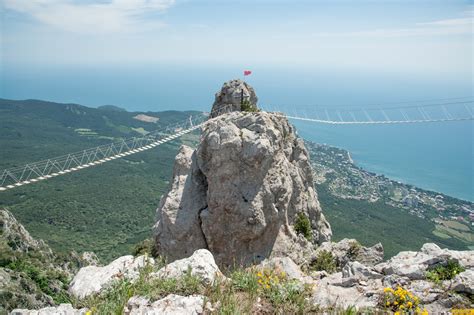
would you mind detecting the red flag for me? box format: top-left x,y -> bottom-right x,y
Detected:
244,70 -> 252,76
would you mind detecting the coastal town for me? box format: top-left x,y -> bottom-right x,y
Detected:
306,141 -> 474,246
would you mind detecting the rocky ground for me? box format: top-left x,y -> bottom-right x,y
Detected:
7,236 -> 474,314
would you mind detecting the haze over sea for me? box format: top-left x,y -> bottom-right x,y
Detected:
1,64 -> 473,201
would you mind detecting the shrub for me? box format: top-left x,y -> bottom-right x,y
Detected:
132,239 -> 154,257
310,250 -> 337,274
240,100 -> 259,112
347,241 -> 361,260
381,286 -> 423,313
294,212 -> 312,240
426,259 -> 465,284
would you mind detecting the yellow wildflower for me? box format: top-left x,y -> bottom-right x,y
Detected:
407,301 -> 413,308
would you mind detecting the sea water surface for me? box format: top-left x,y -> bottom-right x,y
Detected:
1,64 -> 473,201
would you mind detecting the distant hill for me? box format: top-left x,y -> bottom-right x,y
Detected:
0,98 -> 200,261
97,104 -> 127,112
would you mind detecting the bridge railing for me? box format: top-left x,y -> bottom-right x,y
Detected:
261,100 -> 474,124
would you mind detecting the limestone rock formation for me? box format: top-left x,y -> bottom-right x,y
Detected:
154,109 -> 332,267
0,209 -> 52,255
210,79 -> 258,117
69,255 -> 154,299
151,249 -> 222,285
0,209 -> 93,313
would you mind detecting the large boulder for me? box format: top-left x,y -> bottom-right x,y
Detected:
210,79 -> 258,117
151,249 -> 221,285
154,110 -> 332,267
420,243 -> 474,268
257,257 -> 313,284
69,255 -> 153,299
311,272 -> 380,309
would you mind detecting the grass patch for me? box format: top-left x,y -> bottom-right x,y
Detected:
432,230 -> 452,239
76,264 -> 316,314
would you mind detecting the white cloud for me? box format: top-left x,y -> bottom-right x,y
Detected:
312,14 -> 472,38
2,0 -> 175,33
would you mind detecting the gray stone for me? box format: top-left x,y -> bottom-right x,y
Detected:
420,243 -> 474,268
342,261 -> 383,280
124,294 -> 205,315
452,270 -> 474,294
151,249 -> 221,285
69,255 -> 154,299
210,79 -> 258,117
11,304 -> 88,315
376,243 -> 474,280
356,243 -> 384,266
154,110 -> 332,268
382,274 -> 410,288
311,272 -> 380,309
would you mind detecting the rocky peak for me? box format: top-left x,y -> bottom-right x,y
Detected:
0,209 -> 52,256
154,96 -> 332,268
210,79 -> 258,117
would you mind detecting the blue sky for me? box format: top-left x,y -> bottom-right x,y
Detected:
1,0 -> 472,77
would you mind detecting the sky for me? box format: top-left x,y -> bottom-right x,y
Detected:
1,0 -> 472,78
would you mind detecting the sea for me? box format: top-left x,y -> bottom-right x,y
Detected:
1,64 -> 473,201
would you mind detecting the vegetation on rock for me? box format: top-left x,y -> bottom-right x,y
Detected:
294,212 -> 312,240
426,259 -> 465,284
309,250 -> 337,274
240,100 -> 259,112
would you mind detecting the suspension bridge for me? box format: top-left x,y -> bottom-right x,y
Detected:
1,99 -> 473,192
